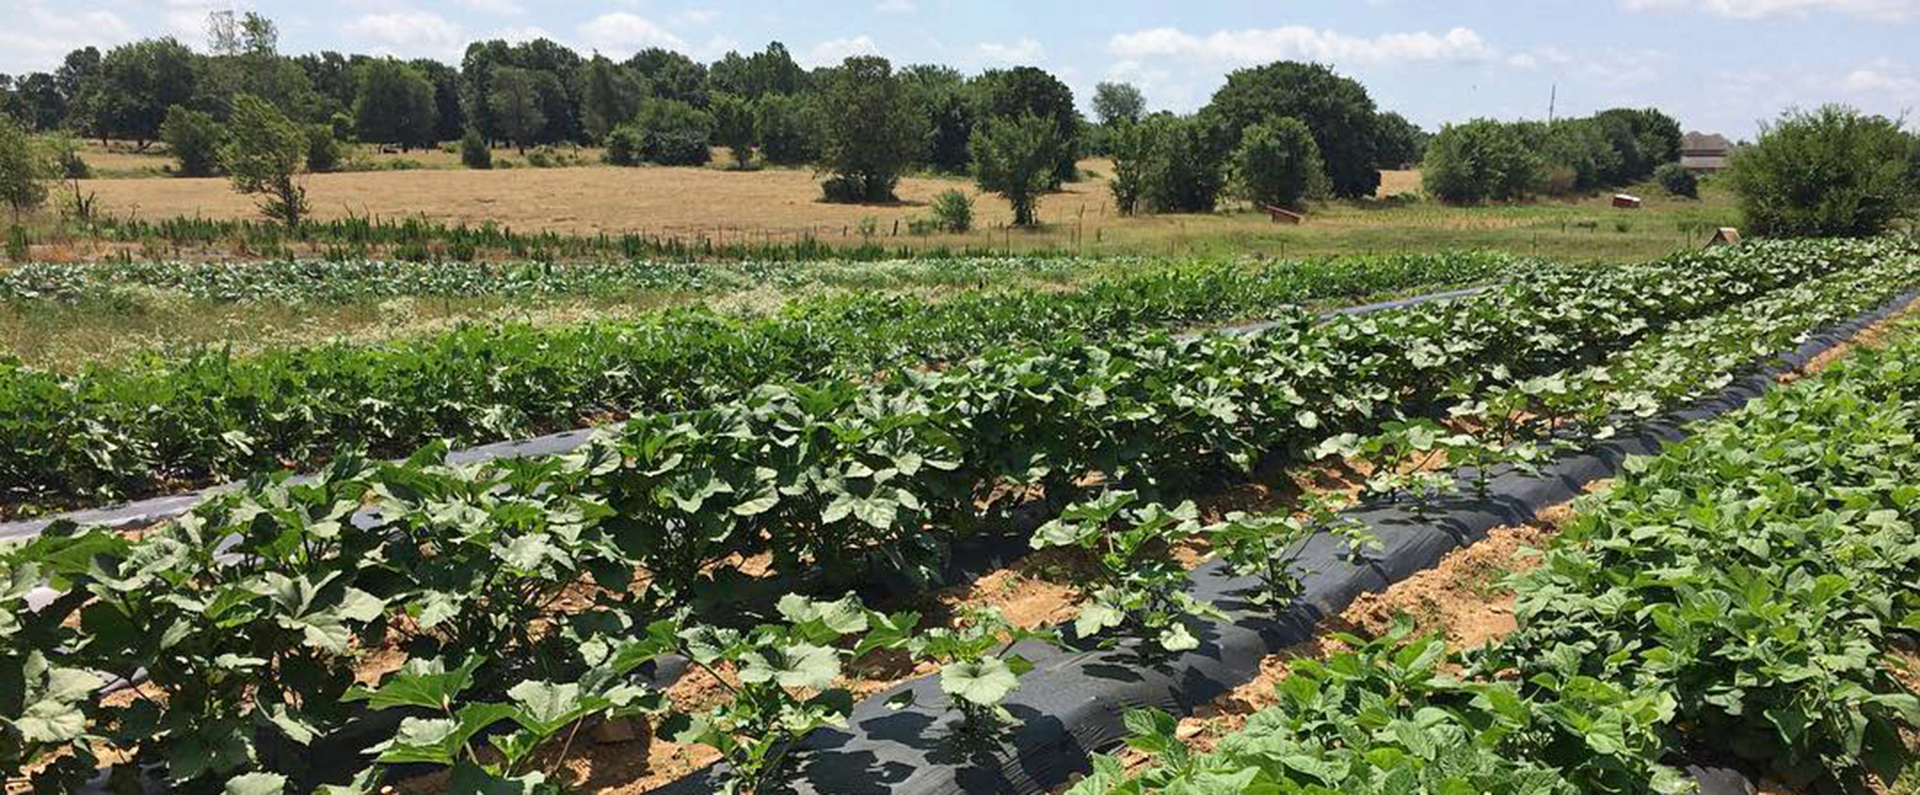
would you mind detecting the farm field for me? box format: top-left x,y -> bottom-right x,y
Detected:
4,237 -> 1916,795
34,149 -> 1742,263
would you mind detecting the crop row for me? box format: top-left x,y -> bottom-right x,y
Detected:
0,239 -> 1908,793
0,256 -> 1112,304
1076,314 -> 1920,795
0,251 -> 1520,508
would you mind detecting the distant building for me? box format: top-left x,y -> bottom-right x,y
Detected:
1680,132 -> 1734,172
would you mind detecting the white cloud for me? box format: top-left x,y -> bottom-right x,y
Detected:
1621,0 -> 1918,21
454,0 -> 526,16
577,12 -> 685,53
974,37 -> 1043,65
806,34 -> 881,66
0,2 -> 131,71
341,11 -> 466,56
491,26 -> 556,44
1844,59 -> 1920,92
670,9 -> 718,27
876,0 -> 915,13
1108,26 -> 1499,67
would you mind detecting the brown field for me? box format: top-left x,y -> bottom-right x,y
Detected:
51,137 -> 1741,262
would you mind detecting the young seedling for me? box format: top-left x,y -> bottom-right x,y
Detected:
1031,491 -> 1222,655
661,593 -> 918,794
887,607 -> 1062,740
1206,493 -> 1376,613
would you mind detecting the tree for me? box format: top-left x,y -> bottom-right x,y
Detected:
161,106 -> 225,176
709,42 -> 808,100
487,66 -> 547,153
970,114 -> 1062,226
973,66 -> 1080,184
815,56 -> 928,203
627,48 -> 708,107
1728,105 -> 1917,237
353,59 -> 438,150
901,65 -> 974,173
222,94 -> 308,228
1592,108 -> 1682,184
753,93 -> 816,166
1203,61 -> 1382,199
1092,82 -> 1145,126
575,55 -> 645,144
0,114 -> 49,223
710,92 -> 756,168
1235,118 -> 1324,209
85,38 -> 198,148
1109,113 -> 1229,215
409,59 -> 466,143
1654,163 -> 1698,199
1373,112 -> 1427,170
1422,119 -> 1544,204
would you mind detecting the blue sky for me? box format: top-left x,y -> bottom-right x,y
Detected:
3,0 -> 1915,138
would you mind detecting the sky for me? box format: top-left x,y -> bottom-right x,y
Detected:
3,0 -> 1917,138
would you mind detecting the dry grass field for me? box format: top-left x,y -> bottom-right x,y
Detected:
52,139 -> 1741,262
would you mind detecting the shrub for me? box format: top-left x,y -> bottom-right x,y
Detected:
42,135 -> 90,180
1422,119 -> 1543,204
710,92 -> 756,169
161,106 -> 226,177
525,145 -> 576,168
930,188 -> 973,233
1728,105 -> 1917,237
0,115 -> 48,223
460,128 -> 492,170
634,99 -> 713,166
304,124 -> 341,173
604,124 -> 646,167
1655,163 -> 1698,198
1234,118 -> 1323,209
820,175 -> 866,203
5,225 -> 26,261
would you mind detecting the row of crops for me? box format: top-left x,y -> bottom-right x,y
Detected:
1074,318 -> 1920,795
0,256 -> 1119,304
2,238 -> 1913,793
0,251 -> 1520,509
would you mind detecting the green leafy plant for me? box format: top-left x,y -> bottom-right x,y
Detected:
1031,492 -> 1222,654
661,594 -> 918,794
1205,494 -> 1375,613
888,607 -> 1060,737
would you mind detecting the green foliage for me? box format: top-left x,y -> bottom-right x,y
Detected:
1092,82 -> 1145,126
303,124 -> 340,173
1423,119 -> 1544,204
161,105 -> 226,177
352,58 -> 437,150
1206,495 -> 1374,612
929,188 -> 973,233
0,114 -> 48,221
815,56 -> 928,203
573,55 -> 645,144
901,65 -> 974,173
459,127 -> 491,170
752,92 -> 816,166
3,226 -> 25,262
82,38 -> 198,147
486,66 -> 548,153
891,608 -> 1059,735
1374,110 -> 1428,170
1031,492 -> 1223,654
1655,163 -> 1698,198
973,66 -> 1081,185
1729,104 -> 1918,237
1234,117 -> 1324,209
1593,107 -> 1683,183
661,594 -> 916,793
970,113 -> 1062,227
603,123 -> 647,167
1203,61 -> 1384,199
1109,113 -> 1229,214
222,94 -> 308,228
710,92 -> 756,169
632,98 -> 714,166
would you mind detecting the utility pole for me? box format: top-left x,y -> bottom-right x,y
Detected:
1548,83 -> 1557,123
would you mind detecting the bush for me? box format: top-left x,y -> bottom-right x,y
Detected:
820,175 -> 867,203
304,124 -> 341,173
526,145 -> 577,168
5,226 -> 26,261
634,99 -> 713,166
1234,118 -> 1323,209
1655,163 -> 1698,198
1729,105 -> 1917,237
604,124 -> 646,167
930,188 -> 973,232
161,106 -> 226,177
460,129 -> 492,170
1422,119 -> 1543,204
